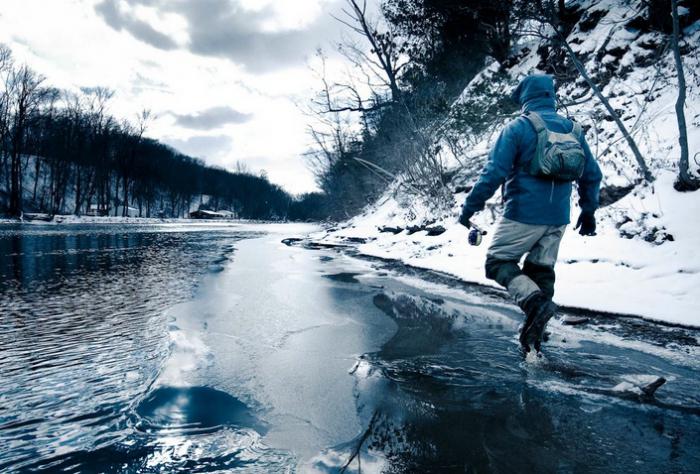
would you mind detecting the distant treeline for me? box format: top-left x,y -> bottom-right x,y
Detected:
0,45 -> 323,220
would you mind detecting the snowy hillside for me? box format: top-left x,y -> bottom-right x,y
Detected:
312,0 -> 700,327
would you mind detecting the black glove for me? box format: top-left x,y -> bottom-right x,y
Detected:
575,211 -> 596,236
458,208 -> 473,228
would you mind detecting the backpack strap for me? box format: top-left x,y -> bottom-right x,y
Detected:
522,111 -> 549,175
523,111 -> 547,135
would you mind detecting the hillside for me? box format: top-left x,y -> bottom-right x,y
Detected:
312,0 -> 700,327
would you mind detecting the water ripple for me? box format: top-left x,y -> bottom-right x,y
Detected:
0,224 -> 272,472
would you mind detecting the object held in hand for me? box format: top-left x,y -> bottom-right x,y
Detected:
468,224 -> 487,246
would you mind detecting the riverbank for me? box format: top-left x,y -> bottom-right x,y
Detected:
0,215 -> 297,226
308,171 -> 700,328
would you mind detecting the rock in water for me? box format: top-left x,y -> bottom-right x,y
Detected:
612,375 -> 666,398
641,377 -> 666,397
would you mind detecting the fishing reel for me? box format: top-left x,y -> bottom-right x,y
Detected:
468,224 -> 487,246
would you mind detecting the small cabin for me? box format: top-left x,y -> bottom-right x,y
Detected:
86,204 -> 109,216
190,209 -> 225,219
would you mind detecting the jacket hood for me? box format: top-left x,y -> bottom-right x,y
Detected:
511,74 -> 556,111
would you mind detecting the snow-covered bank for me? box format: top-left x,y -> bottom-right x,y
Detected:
0,215 -> 193,225
311,171 -> 699,327
310,1 -> 700,328
310,171 -> 699,327
0,215 -> 297,226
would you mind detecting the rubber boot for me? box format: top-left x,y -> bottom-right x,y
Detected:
519,291 -> 557,352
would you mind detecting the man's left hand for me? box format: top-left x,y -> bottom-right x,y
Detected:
458,209 -> 473,228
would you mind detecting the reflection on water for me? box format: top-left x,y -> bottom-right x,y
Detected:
135,386 -> 266,435
0,224 -> 288,472
312,290 -> 700,473
41,385 -> 292,473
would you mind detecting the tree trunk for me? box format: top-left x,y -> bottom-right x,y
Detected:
33,157 -> 40,203
83,171 -> 95,216
558,35 -> 653,182
114,175 -> 120,217
0,152 -> 7,195
9,115 -> 24,217
122,176 -> 129,217
648,0 -> 673,33
671,0 -> 699,191
74,166 -> 82,215
9,153 -> 20,216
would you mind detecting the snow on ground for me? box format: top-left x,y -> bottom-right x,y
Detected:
0,215 -> 277,226
311,2 -> 700,328
0,215 -> 186,225
311,171 -> 700,327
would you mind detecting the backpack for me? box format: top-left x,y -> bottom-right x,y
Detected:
522,111 -> 586,181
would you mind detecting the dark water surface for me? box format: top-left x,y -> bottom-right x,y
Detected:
1,223 -> 699,473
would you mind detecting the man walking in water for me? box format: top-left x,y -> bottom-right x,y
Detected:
458,74 -> 602,352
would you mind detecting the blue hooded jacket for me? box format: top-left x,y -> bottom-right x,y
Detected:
461,74 -> 602,226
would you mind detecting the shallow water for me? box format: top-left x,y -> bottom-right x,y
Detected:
1,223 -> 699,473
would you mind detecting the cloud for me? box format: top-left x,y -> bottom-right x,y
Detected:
94,0 -> 339,72
173,106 -> 252,130
0,0 -> 322,193
164,134 -> 233,162
176,0 -> 332,72
94,0 -> 178,50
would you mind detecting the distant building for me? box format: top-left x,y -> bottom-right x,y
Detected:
189,209 -> 225,219
86,204 -> 108,217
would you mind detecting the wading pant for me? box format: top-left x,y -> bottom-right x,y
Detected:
484,218 -> 566,304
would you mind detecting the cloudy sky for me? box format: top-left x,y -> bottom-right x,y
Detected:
0,0 -> 352,194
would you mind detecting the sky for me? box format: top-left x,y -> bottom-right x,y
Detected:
0,0 -> 354,194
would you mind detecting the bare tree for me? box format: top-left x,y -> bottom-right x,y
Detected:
234,160 -> 251,175
671,0 -> 699,191
309,4 -> 455,211
60,91 -> 88,215
310,1 -> 407,118
555,33 -> 652,182
117,109 -> 151,216
0,45 -> 15,198
306,51 -> 361,197
81,87 -> 114,214
8,65 -> 46,216
32,87 -> 59,206
333,0 -> 406,103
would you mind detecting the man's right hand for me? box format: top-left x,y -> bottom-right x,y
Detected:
574,211 -> 596,236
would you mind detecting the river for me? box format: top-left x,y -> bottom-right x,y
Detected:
1,223 -> 699,473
